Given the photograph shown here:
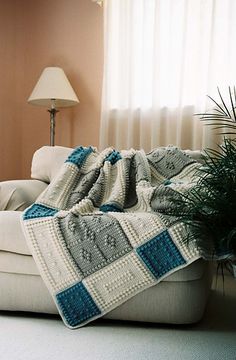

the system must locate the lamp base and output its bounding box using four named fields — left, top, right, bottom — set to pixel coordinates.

left=47, top=108, right=59, bottom=146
